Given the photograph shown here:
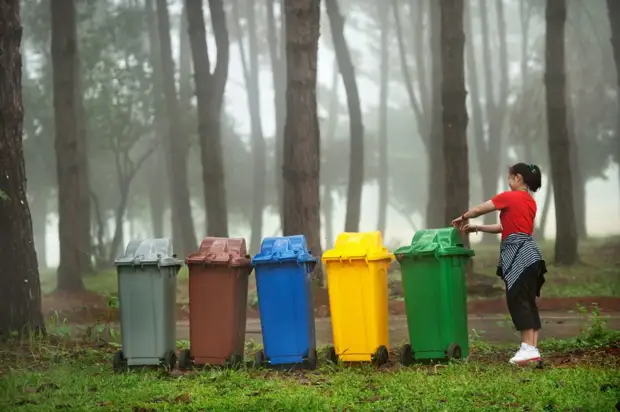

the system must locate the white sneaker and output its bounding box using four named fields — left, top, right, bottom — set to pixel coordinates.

left=509, top=343, right=541, bottom=365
